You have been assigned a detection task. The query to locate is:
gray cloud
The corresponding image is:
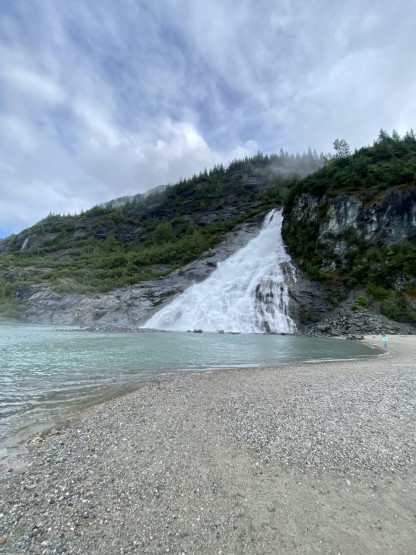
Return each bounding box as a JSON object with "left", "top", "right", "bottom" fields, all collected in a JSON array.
[{"left": 0, "top": 0, "right": 415, "bottom": 235}]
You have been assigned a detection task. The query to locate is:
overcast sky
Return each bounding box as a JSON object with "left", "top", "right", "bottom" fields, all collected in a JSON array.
[{"left": 1, "top": 0, "right": 415, "bottom": 237}]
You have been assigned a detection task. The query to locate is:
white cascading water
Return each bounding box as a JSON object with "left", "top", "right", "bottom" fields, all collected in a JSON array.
[{"left": 144, "top": 210, "right": 297, "bottom": 333}]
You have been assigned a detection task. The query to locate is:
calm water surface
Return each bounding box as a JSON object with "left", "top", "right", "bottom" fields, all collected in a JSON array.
[{"left": 0, "top": 323, "right": 382, "bottom": 454}]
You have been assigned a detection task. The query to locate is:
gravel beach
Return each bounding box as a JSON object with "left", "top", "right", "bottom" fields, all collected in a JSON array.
[{"left": 1, "top": 335, "right": 415, "bottom": 554}]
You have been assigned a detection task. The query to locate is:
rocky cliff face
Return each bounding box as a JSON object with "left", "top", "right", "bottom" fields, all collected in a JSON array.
[
  {"left": 283, "top": 184, "right": 416, "bottom": 329},
  {"left": 289, "top": 185, "right": 416, "bottom": 265},
  {"left": 286, "top": 272, "right": 346, "bottom": 329}
]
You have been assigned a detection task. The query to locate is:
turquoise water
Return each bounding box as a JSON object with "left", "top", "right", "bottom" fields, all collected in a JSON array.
[{"left": 0, "top": 323, "right": 381, "bottom": 453}]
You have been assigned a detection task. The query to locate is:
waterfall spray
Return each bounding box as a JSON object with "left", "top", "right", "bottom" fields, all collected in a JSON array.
[{"left": 144, "top": 210, "right": 297, "bottom": 333}]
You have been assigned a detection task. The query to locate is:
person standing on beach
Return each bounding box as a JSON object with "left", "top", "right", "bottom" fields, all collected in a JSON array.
[{"left": 382, "top": 335, "right": 388, "bottom": 348}]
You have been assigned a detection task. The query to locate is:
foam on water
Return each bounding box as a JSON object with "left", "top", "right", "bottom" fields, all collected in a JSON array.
[{"left": 144, "top": 210, "right": 297, "bottom": 333}]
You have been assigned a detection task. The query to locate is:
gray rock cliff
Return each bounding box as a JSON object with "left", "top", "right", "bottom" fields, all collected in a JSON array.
[
  {"left": 290, "top": 186, "right": 416, "bottom": 266},
  {"left": 283, "top": 185, "right": 416, "bottom": 330}
]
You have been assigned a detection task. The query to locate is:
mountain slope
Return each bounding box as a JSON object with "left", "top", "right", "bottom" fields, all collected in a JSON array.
[{"left": 0, "top": 151, "right": 320, "bottom": 319}]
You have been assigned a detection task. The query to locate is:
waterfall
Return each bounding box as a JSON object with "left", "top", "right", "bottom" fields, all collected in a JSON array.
[
  {"left": 144, "top": 210, "right": 297, "bottom": 334},
  {"left": 21, "top": 237, "right": 30, "bottom": 251}
]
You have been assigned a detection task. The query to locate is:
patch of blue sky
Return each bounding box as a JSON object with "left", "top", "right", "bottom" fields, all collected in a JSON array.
[{"left": 0, "top": 226, "right": 13, "bottom": 239}]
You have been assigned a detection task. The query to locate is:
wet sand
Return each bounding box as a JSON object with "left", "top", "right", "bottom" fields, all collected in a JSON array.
[{"left": 0, "top": 335, "right": 415, "bottom": 553}]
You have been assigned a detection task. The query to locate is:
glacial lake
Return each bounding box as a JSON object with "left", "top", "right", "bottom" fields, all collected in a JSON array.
[{"left": 0, "top": 322, "right": 382, "bottom": 455}]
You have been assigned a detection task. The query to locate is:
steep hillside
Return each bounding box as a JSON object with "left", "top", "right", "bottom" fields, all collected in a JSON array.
[
  {"left": 283, "top": 130, "right": 416, "bottom": 326},
  {"left": 0, "top": 151, "right": 321, "bottom": 319}
]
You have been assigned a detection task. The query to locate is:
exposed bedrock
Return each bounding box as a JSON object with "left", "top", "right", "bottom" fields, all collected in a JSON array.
[{"left": 286, "top": 186, "right": 416, "bottom": 266}]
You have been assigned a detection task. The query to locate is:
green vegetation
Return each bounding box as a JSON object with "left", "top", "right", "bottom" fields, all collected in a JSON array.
[
  {"left": 0, "top": 217, "right": 240, "bottom": 299},
  {"left": 0, "top": 279, "right": 25, "bottom": 319},
  {"left": 354, "top": 295, "right": 369, "bottom": 309},
  {"left": 286, "top": 129, "right": 416, "bottom": 201}
]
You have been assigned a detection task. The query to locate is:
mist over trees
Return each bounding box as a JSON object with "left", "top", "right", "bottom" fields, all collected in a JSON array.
[{"left": 226, "top": 148, "right": 325, "bottom": 178}]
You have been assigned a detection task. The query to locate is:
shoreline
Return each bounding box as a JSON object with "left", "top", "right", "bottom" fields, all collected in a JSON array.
[
  {"left": 1, "top": 335, "right": 415, "bottom": 553},
  {"left": 0, "top": 333, "right": 383, "bottom": 459}
]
